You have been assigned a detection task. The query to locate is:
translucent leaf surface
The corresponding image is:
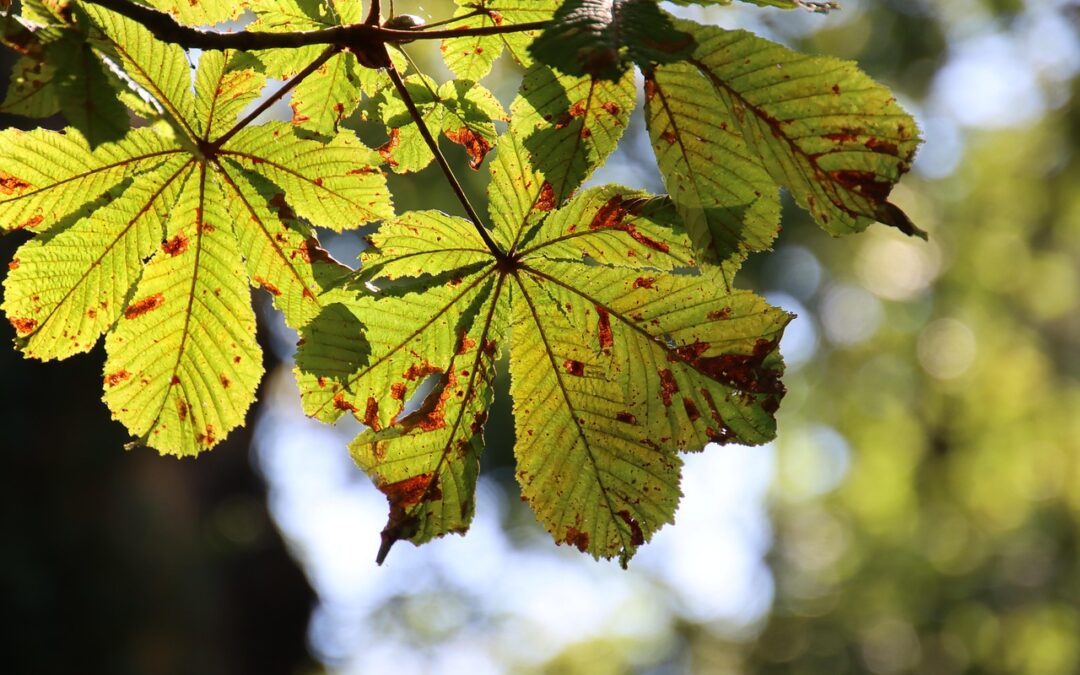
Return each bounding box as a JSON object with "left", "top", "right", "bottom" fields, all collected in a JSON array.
[
  {"left": 376, "top": 76, "right": 506, "bottom": 173},
  {"left": 441, "top": 0, "right": 561, "bottom": 82},
  {"left": 2, "top": 5, "right": 391, "bottom": 454},
  {"left": 643, "top": 62, "right": 780, "bottom": 274},
  {"left": 297, "top": 128, "right": 790, "bottom": 565},
  {"left": 248, "top": 0, "right": 392, "bottom": 134},
  {"left": 684, "top": 21, "right": 923, "bottom": 238}
]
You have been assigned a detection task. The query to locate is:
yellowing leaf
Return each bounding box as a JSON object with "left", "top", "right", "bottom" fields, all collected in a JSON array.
[
  {"left": 684, "top": 21, "right": 923, "bottom": 238},
  {"left": 441, "top": 0, "right": 561, "bottom": 82},
  {"left": 2, "top": 5, "right": 392, "bottom": 454},
  {"left": 296, "top": 128, "right": 790, "bottom": 565}
]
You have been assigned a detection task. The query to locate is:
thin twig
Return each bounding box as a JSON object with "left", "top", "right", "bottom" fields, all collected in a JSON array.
[
  {"left": 385, "top": 55, "right": 505, "bottom": 261},
  {"left": 364, "top": 0, "right": 380, "bottom": 26},
  {"left": 80, "top": 0, "right": 547, "bottom": 51},
  {"left": 211, "top": 45, "right": 339, "bottom": 150}
]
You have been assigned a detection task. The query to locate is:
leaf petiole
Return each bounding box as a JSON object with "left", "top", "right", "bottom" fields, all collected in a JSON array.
[{"left": 384, "top": 55, "right": 508, "bottom": 262}]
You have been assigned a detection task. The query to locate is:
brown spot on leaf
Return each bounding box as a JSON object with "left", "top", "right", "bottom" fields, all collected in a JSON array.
[
  {"left": 865, "top": 137, "right": 899, "bottom": 155},
  {"left": 104, "top": 370, "right": 131, "bottom": 387},
  {"left": 680, "top": 338, "right": 784, "bottom": 395},
  {"left": 162, "top": 231, "right": 189, "bottom": 256},
  {"left": 363, "top": 396, "right": 380, "bottom": 431},
  {"left": 658, "top": 369, "right": 678, "bottom": 406},
  {"left": 707, "top": 307, "right": 733, "bottom": 320},
  {"left": 124, "top": 293, "right": 164, "bottom": 320},
  {"left": 618, "top": 510, "right": 644, "bottom": 546},
  {"left": 444, "top": 127, "right": 491, "bottom": 169},
  {"left": 0, "top": 172, "right": 31, "bottom": 195},
  {"left": 643, "top": 74, "right": 657, "bottom": 102},
  {"left": 254, "top": 276, "right": 282, "bottom": 296},
  {"left": 660, "top": 130, "right": 677, "bottom": 145},
  {"left": 823, "top": 129, "right": 861, "bottom": 144},
  {"left": 563, "top": 359, "right": 585, "bottom": 376},
  {"left": 616, "top": 412, "right": 637, "bottom": 425},
  {"left": 706, "top": 424, "right": 736, "bottom": 444},
  {"left": 832, "top": 84, "right": 841, "bottom": 94},
  {"left": 563, "top": 527, "right": 589, "bottom": 552},
  {"left": 170, "top": 376, "right": 180, "bottom": 385},
  {"left": 588, "top": 196, "right": 670, "bottom": 253},
  {"left": 470, "top": 410, "right": 488, "bottom": 435},
  {"left": 86, "top": 308, "right": 97, "bottom": 319},
  {"left": 829, "top": 170, "right": 892, "bottom": 201},
  {"left": 683, "top": 397, "right": 700, "bottom": 422},
  {"left": 390, "top": 382, "right": 407, "bottom": 400},
  {"left": 333, "top": 392, "right": 359, "bottom": 413},
  {"left": 399, "top": 371, "right": 456, "bottom": 432},
  {"left": 177, "top": 399, "right": 189, "bottom": 422},
  {"left": 196, "top": 425, "right": 217, "bottom": 446},
  {"left": 535, "top": 181, "right": 556, "bottom": 211},
  {"left": 381, "top": 473, "right": 439, "bottom": 511},
  {"left": 290, "top": 104, "right": 310, "bottom": 125},
  {"left": 293, "top": 237, "right": 335, "bottom": 265},
  {"left": 16, "top": 215, "right": 43, "bottom": 230},
  {"left": 601, "top": 101, "right": 621, "bottom": 117},
  {"left": 377, "top": 128, "right": 400, "bottom": 167},
  {"left": 569, "top": 100, "right": 587, "bottom": 118},
  {"left": 220, "top": 374, "right": 231, "bottom": 389},
  {"left": 8, "top": 258, "right": 19, "bottom": 271},
  {"left": 403, "top": 362, "right": 441, "bottom": 381},
  {"left": 633, "top": 277, "right": 655, "bottom": 289},
  {"left": 596, "top": 305, "right": 613, "bottom": 350},
  {"left": 457, "top": 336, "right": 476, "bottom": 355},
  {"left": 347, "top": 166, "right": 379, "bottom": 175}
]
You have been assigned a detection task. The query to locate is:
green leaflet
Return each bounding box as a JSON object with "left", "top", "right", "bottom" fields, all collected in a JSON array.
[
  {"left": 643, "top": 62, "right": 780, "bottom": 275},
  {"left": 1, "top": 6, "right": 391, "bottom": 455},
  {"left": 143, "top": 0, "right": 247, "bottom": 27},
  {"left": 376, "top": 76, "right": 507, "bottom": 173},
  {"left": 247, "top": 0, "right": 400, "bottom": 135},
  {"left": 0, "top": 55, "right": 61, "bottom": 118},
  {"left": 441, "top": 0, "right": 561, "bottom": 82},
  {"left": 492, "top": 65, "right": 635, "bottom": 250},
  {"left": 296, "top": 126, "right": 790, "bottom": 565},
  {"left": 0, "top": 3, "right": 131, "bottom": 146},
  {"left": 682, "top": 20, "right": 923, "bottom": 238},
  {"left": 529, "top": 0, "right": 695, "bottom": 81}
]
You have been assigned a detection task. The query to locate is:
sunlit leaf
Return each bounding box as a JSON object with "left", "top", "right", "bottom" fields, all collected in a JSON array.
[
  {"left": 376, "top": 75, "right": 506, "bottom": 172},
  {"left": 643, "top": 62, "right": 780, "bottom": 274},
  {"left": 683, "top": 20, "right": 923, "bottom": 238},
  {"left": 296, "top": 128, "right": 790, "bottom": 565},
  {"left": 441, "top": 0, "right": 561, "bottom": 82},
  {"left": 2, "top": 5, "right": 391, "bottom": 454}
]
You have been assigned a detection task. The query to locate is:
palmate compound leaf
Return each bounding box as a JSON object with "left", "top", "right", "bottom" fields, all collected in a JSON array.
[
  {"left": 1, "top": 8, "right": 393, "bottom": 455},
  {"left": 440, "top": 0, "right": 562, "bottom": 82},
  {"left": 295, "top": 128, "right": 791, "bottom": 565}
]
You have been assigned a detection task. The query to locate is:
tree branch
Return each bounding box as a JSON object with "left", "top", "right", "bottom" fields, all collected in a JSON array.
[{"left": 79, "top": 0, "right": 547, "bottom": 51}]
